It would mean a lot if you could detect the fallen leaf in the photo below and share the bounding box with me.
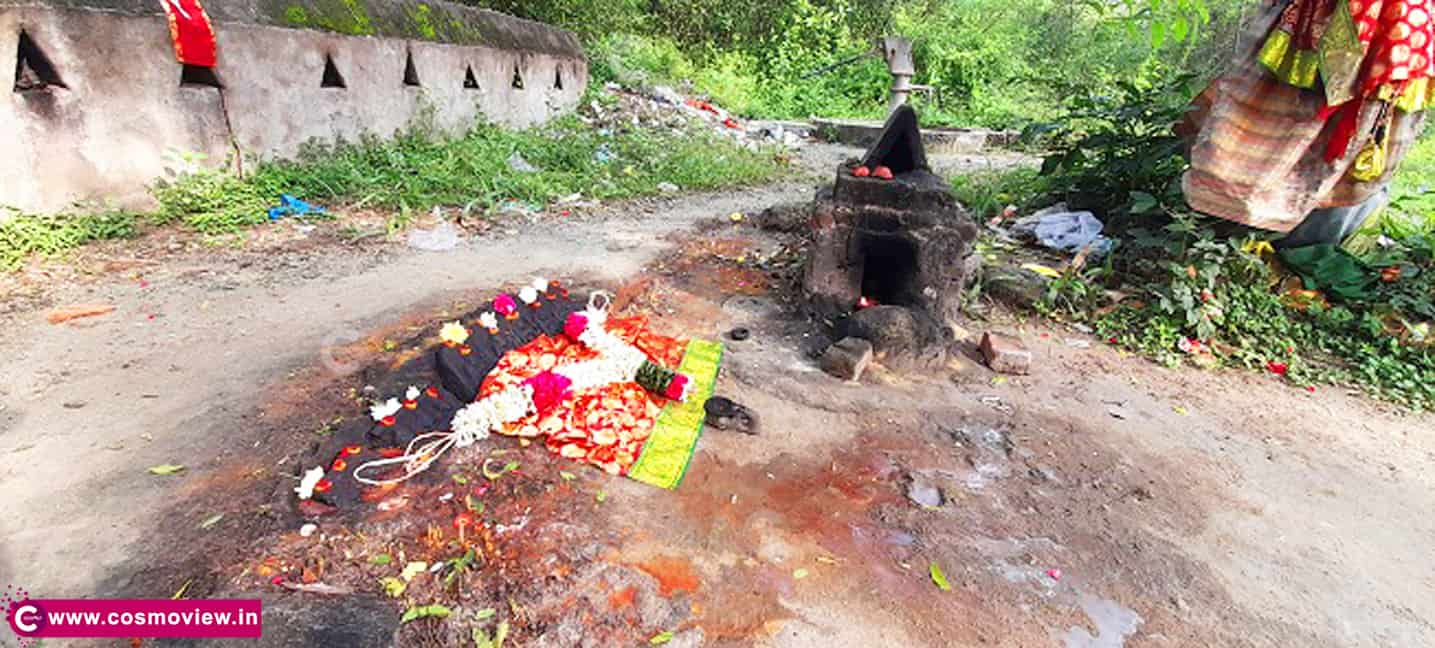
[650,630,675,645]
[399,604,451,624]
[368,554,392,566]
[400,561,427,582]
[1172,406,1188,416]
[595,490,607,503]
[792,568,809,580]
[1020,263,1062,279]
[47,304,116,324]
[198,514,224,530]
[148,464,186,476]
[559,471,577,481]
[990,376,1008,386]
[379,577,406,598]
[929,561,951,591]
[172,579,193,600]
[475,608,496,621]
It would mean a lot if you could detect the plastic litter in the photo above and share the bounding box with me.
[1011,204,1112,255]
[593,143,617,164]
[506,152,540,173]
[267,194,324,221]
[406,221,462,252]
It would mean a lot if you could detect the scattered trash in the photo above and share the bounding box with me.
[279,581,352,596]
[649,630,675,645]
[906,476,944,508]
[1107,404,1130,420]
[929,561,952,591]
[506,152,540,173]
[266,194,325,221]
[147,464,185,476]
[593,143,617,164]
[728,212,745,222]
[198,513,224,530]
[1011,204,1111,255]
[1046,568,1063,581]
[979,395,1014,414]
[1172,405,1189,416]
[406,221,462,252]
[704,396,757,434]
[299,523,317,537]
[47,304,116,324]
[792,568,810,580]
[657,181,680,193]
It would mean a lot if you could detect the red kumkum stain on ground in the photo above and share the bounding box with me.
[633,555,701,596]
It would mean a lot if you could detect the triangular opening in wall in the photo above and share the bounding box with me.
[321,54,346,88]
[554,67,564,90]
[511,65,524,89]
[403,51,420,87]
[859,105,928,175]
[180,64,222,88]
[13,30,67,92]
[463,65,479,90]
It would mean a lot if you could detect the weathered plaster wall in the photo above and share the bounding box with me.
[0,0,587,213]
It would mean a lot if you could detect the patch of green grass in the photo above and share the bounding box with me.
[2,114,786,270]
[949,167,1046,221]
[0,207,143,270]
[244,115,783,215]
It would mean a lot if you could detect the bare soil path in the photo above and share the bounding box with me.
[0,144,1431,647]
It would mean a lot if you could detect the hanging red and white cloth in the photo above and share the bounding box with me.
[159,0,217,67]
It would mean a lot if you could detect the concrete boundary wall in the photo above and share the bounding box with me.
[0,0,588,213]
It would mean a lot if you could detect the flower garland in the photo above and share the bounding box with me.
[346,289,694,488]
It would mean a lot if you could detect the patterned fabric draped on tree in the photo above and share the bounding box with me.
[1183,0,1431,232]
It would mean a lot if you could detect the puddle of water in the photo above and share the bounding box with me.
[1062,593,1143,648]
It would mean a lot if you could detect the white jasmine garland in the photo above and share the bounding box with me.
[531,277,550,293]
[370,397,402,421]
[405,385,420,401]
[295,466,325,500]
[479,312,499,330]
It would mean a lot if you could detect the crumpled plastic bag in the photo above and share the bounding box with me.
[406,221,462,252]
[1011,203,1112,255]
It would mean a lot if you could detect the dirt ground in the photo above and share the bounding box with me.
[1,145,1433,648]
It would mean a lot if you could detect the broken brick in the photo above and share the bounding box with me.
[980,331,1031,375]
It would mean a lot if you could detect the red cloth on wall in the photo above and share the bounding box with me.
[161,0,217,67]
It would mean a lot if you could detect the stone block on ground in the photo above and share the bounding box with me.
[821,337,874,381]
[980,331,1031,375]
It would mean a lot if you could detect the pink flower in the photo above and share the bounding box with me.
[564,312,590,341]
[664,374,692,401]
[523,371,573,415]
[493,293,518,317]
[1177,337,1203,354]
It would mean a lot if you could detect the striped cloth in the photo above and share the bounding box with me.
[1183,1,1427,232]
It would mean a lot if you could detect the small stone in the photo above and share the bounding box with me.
[299,523,317,537]
[980,332,1031,375]
[820,337,873,381]
[657,182,680,193]
[906,477,944,508]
